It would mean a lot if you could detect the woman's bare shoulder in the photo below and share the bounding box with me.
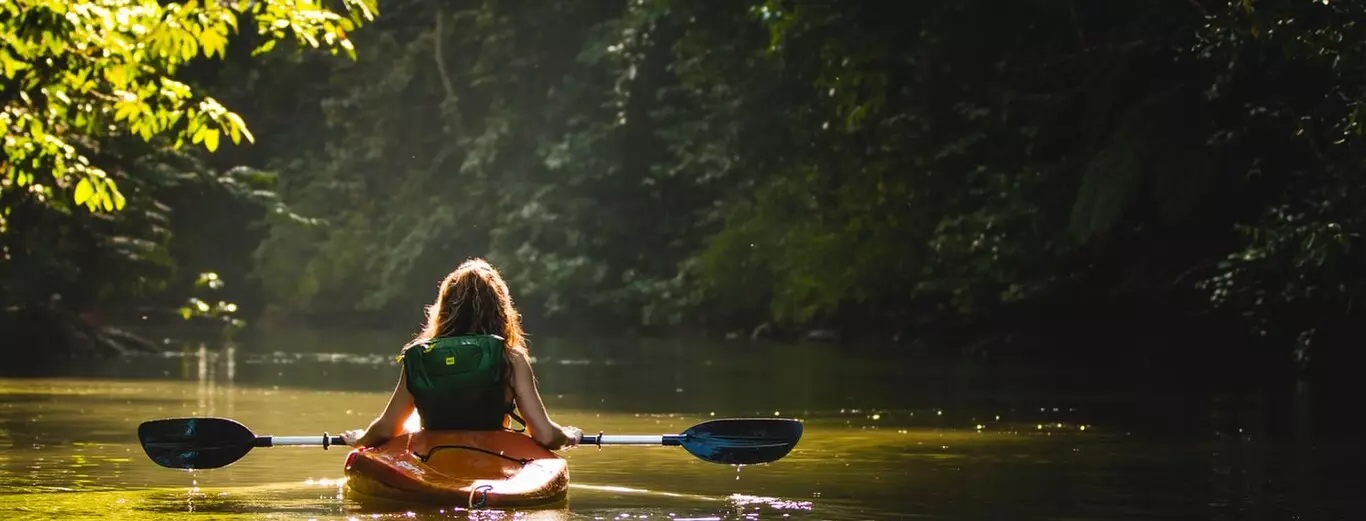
[505,346,531,366]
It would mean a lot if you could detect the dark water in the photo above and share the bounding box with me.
[0,327,1361,520]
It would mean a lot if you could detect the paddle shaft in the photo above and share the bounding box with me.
[255,433,681,447]
[256,435,346,448]
[582,434,682,446]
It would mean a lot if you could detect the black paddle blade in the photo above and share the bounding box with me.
[679,418,803,465]
[138,417,257,470]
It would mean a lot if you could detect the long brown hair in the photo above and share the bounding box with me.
[407,258,525,351]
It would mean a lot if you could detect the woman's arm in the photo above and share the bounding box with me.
[508,348,581,450]
[341,366,416,448]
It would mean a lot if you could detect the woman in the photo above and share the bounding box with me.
[340,258,582,450]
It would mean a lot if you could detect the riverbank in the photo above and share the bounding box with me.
[11,313,1339,396]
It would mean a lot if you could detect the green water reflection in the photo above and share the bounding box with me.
[0,329,1361,520]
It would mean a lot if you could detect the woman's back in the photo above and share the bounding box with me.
[400,334,513,431]
[340,258,581,451]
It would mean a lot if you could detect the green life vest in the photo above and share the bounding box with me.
[401,334,512,431]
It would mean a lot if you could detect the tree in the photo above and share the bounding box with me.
[1,0,374,218]
[0,0,376,359]
[234,0,1362,382]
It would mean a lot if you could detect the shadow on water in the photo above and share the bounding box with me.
[0,326,1363,520]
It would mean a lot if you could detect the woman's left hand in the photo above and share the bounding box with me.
[340,429,367,448]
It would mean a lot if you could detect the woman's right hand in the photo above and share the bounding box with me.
[561,426,583,449]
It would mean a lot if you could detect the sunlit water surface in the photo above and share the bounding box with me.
[0,329,1361,520]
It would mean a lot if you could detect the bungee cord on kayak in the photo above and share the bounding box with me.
[415,444,534,466]
[470,484,495,509]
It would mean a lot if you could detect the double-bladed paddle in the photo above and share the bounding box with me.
[137,417,803,470]
[580,417,803,466]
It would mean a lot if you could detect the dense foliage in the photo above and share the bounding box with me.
[8,0,1364,376]
[0,0,374,356]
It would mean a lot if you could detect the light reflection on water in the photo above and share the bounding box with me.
[0,329,1363,520]
[0,479,823,521]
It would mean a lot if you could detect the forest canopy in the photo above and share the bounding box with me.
[0,0,374,354]
[4,0,1363,375]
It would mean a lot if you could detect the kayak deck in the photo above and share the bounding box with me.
[343,430,569,508]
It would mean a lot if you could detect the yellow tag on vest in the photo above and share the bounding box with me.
[445,356,456,366]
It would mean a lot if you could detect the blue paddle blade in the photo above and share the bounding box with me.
[138,417,257,469]
[678,418,803,465]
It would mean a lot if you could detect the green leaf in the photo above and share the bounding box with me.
[252,40,278,56]
[111,188,127,211]
[114,102,137,122]
[73,178,94,206]
[200,28,227,59]
[203,128,220,152]
[180,38,196,61]
[225,112,253,143]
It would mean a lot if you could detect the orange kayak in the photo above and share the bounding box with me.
[343,430,569,508]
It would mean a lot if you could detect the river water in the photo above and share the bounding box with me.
[0,328,1360,520]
